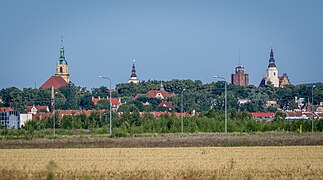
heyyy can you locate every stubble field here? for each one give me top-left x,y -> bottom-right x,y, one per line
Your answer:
1,146 -> 322,179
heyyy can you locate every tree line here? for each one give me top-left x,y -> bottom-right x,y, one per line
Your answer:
0,80 -> 322,114
1,109 -> 322,137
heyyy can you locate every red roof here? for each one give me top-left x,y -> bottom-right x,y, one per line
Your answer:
146,90 -> 176,98
33,110 -> 106,120
285,110 -> 315,118
140,112 -> 190,118
249,112 -> 275,118
92,98 -> 100,105
32,112 -> 52,120
0,107 -> 14,112
92,97 -> 120,105
40,76 -> 68,89
25,105 -> 48,111
158,101 -> 174,109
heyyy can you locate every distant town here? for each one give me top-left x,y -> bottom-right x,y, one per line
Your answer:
0,41 -> 322,130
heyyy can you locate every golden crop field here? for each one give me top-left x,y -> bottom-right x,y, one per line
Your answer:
0,146 -> 322,179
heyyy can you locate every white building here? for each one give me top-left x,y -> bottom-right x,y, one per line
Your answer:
0,107 -> 20,129
20,113 -> 32,128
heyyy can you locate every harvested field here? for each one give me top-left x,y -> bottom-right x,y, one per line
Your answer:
1,132 -> 323,148
0,146 -> 322,179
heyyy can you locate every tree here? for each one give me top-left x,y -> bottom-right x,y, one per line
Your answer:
95,99 -> 110,110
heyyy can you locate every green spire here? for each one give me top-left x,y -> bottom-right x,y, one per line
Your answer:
58,36 -> 68,65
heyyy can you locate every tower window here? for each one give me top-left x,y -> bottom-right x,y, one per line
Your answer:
60,67 -> 63,73
274,72 -> 276,76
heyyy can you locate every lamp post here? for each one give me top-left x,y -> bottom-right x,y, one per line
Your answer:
312,85 -> 315,132
214,76 -> 227,133
51,86 -> 56,136
181,89 -> 186,133
98,76 -> 112,135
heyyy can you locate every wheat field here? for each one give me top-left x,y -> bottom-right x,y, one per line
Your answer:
0,146 -> 322,179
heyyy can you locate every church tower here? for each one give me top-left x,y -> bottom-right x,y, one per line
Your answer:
55,39 -> 69,83
128,60 -> 139,84
266,49 -> 279,87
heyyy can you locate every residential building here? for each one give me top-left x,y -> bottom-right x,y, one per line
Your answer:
285,110 -> 316,120
0,107 -> 20,129
146,90 -> 176,99
145,82 -> 176,99
20,113 -> 32,127
266,101 -> 278,108
231,65 -> 249,87
139,112 -> 191,118
249,112 -> 275,120
158,101 -> 174,110
25,105 -> 49,115
238,99 -> 250,105
92,97 -> 122,111
128,60 -> 139,84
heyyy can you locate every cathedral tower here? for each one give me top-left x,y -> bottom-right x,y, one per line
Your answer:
266,49 -> 279,87
55,40 -> 69,83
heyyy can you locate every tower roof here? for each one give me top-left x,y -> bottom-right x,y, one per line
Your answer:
130,60 -> 137,78
268,48 -> 276,68
57,38 -> 68,65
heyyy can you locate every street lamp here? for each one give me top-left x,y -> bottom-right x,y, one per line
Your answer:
214,76 -> 227,133
98,75 -> 112,135
312,85 -> 316,132
181,89 -> 186,133
51,86 -> 57,136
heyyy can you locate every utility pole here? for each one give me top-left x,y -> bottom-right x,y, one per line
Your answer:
51,85 -> 55,136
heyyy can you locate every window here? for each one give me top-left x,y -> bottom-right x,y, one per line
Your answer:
60,67 -> 63,73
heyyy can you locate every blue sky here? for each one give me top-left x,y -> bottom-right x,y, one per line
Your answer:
0,0 -> 322,89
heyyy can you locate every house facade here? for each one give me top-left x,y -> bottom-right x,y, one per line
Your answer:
0,107 -> 20,129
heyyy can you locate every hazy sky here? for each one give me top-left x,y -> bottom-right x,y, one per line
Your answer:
1,0 -> 322,89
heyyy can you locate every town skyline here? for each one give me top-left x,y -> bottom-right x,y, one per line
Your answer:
1,1 -> 322,89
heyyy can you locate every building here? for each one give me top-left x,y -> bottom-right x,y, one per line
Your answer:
279,73 -> 290,87
231,65 -> 249,87
40,40 -> 70,89
146,90 -> 176,99
128,60 -> 139,84
25,105 -> 50,115
249,112 -> 275,120
285,110 -> 316,120
92,97 -> 122,111
259,49 -> 290,87
0,107 -> 20,129
20,113 -> 32,128
158,101 -> 174,110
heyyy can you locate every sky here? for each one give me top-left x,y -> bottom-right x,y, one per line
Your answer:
0,0 -> 322,89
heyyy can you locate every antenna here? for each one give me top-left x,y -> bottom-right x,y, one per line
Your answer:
270,42 -> 273,50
